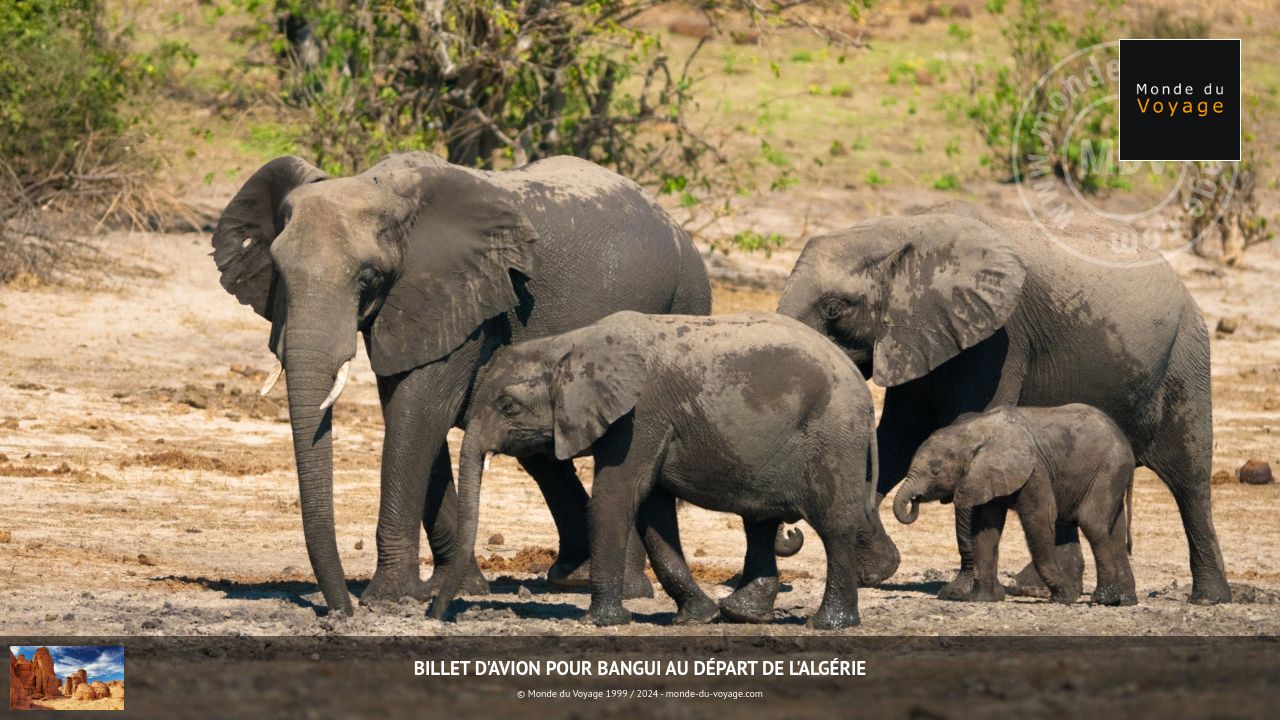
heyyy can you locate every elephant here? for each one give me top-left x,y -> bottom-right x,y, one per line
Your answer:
211,151 -> 711,614
893,404 -> 1137,606
427,311 -> 899,629
777,201 -> 1230,604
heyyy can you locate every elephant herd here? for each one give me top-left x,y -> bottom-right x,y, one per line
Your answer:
211,151 -> 1231,629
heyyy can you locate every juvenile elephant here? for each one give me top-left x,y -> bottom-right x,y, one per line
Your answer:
428,311 -> 899,629
212,152 -> 710,613
894,405 -> 1137,606
777,201 -> 1229,604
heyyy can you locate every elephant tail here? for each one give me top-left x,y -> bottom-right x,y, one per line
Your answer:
775,525 -> 804,557
1125,474 -> 1134,555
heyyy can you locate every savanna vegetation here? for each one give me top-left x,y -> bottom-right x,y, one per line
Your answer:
0,0 -> 1276,283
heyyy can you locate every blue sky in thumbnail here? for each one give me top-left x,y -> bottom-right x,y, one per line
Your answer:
10,645 -> 124,683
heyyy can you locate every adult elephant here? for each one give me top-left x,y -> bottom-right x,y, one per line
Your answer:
777,201 -> 1230,604
211,151 -> 711,614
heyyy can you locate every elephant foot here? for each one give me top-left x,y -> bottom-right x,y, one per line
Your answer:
807,604 -> 860,630
966,583 -> 1006,602
1092,584 -> 1138,606
585,602 -> 632,627
361,561 -> 489,605
1189,578 -> 1232,605
1048,586 -> 1080,605
1004,562 -> 1049,598
937,569 -> 975,601
856,535 -> 901,586
673,594 -> 720,625
546,558 -> 653,599
718,577 -> 779,624
546,556 -> 590,590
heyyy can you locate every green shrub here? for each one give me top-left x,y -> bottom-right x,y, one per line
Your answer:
0,0 -> 134,181
0,0 -> 195,285
958,0 -> 1120,190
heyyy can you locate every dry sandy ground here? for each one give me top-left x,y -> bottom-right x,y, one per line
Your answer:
1,210 -> 1279,638
30,694 -> 125,711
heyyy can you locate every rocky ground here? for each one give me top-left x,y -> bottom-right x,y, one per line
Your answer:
1,194 -> 1279,638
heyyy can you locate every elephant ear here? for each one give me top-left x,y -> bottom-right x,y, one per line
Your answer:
550,321 -> 649,460
954,410 -> 1037,508
871,214 -> 1027,387
368,167 -> 539,376
211,156 -> 327,319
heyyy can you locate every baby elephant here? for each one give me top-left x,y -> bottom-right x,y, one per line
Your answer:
428,311 -> 893,629
893,404 -> 1136,606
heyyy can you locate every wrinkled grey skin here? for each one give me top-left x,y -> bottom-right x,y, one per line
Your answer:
778,201 -> 1229,604
429,311 -> 897,630
211,152 -> 709,614
894,405 -> 1137,606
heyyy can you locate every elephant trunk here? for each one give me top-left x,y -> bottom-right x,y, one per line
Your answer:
282,291 -> 359,616
893,475 -> 922,525
427,427 -> 487,620
774,525 -> 804,557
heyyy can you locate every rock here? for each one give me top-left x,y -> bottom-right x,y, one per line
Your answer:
109,682 -> 124,699
137,553 -> 156,566
1238,459 -> 1274,485
354,539 -> 364,550
487,533 -> 504,546
11,651 -> 34,697
1216,316 -> 1240,334
73,683 -> 96,701
32,646 -> 61,697
10,650 -> 31,710
64,675 -> 73,696
0,530 -> 11,543
90,681 -> 111,699
1211,469 -> 1233,485
70,668 -> 87,695
517,585 -> 532,599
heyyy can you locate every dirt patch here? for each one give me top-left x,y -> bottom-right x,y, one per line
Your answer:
688,563 -> 815,585
121,449 -> 280,476
477,546 -> 558,574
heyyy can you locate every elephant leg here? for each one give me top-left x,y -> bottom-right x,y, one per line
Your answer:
1006,523 -> 1083,599
1140,421 -> 1230,604
1080,507 -> 1137,606
518,454 -> 652,599
967,503 -> 1007,602
1016,489 -> 1078,605
808,512 -> 861,630
719,519 -> 782,624
363,359 -> 484,604
636,488 -> 717,625
937,506 -> 976,600
584,415 -> 664,627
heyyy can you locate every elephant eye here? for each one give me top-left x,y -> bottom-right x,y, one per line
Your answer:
356,267 -> 382,291
820,297 -> 848,320
496,394 -> 521,416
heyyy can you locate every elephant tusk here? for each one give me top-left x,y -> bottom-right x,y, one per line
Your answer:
319,360 -> 351,411
483,452 -> 492,471
260,362 -> 283,396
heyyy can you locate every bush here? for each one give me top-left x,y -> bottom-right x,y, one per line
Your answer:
0,0 -> 133,178
233,0 -> 861,251
0,0 -> 195,285
239,0 -> 711,178
956,0 -> 1119,190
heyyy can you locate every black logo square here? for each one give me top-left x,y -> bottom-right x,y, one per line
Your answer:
1119,39 -> 1240,161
